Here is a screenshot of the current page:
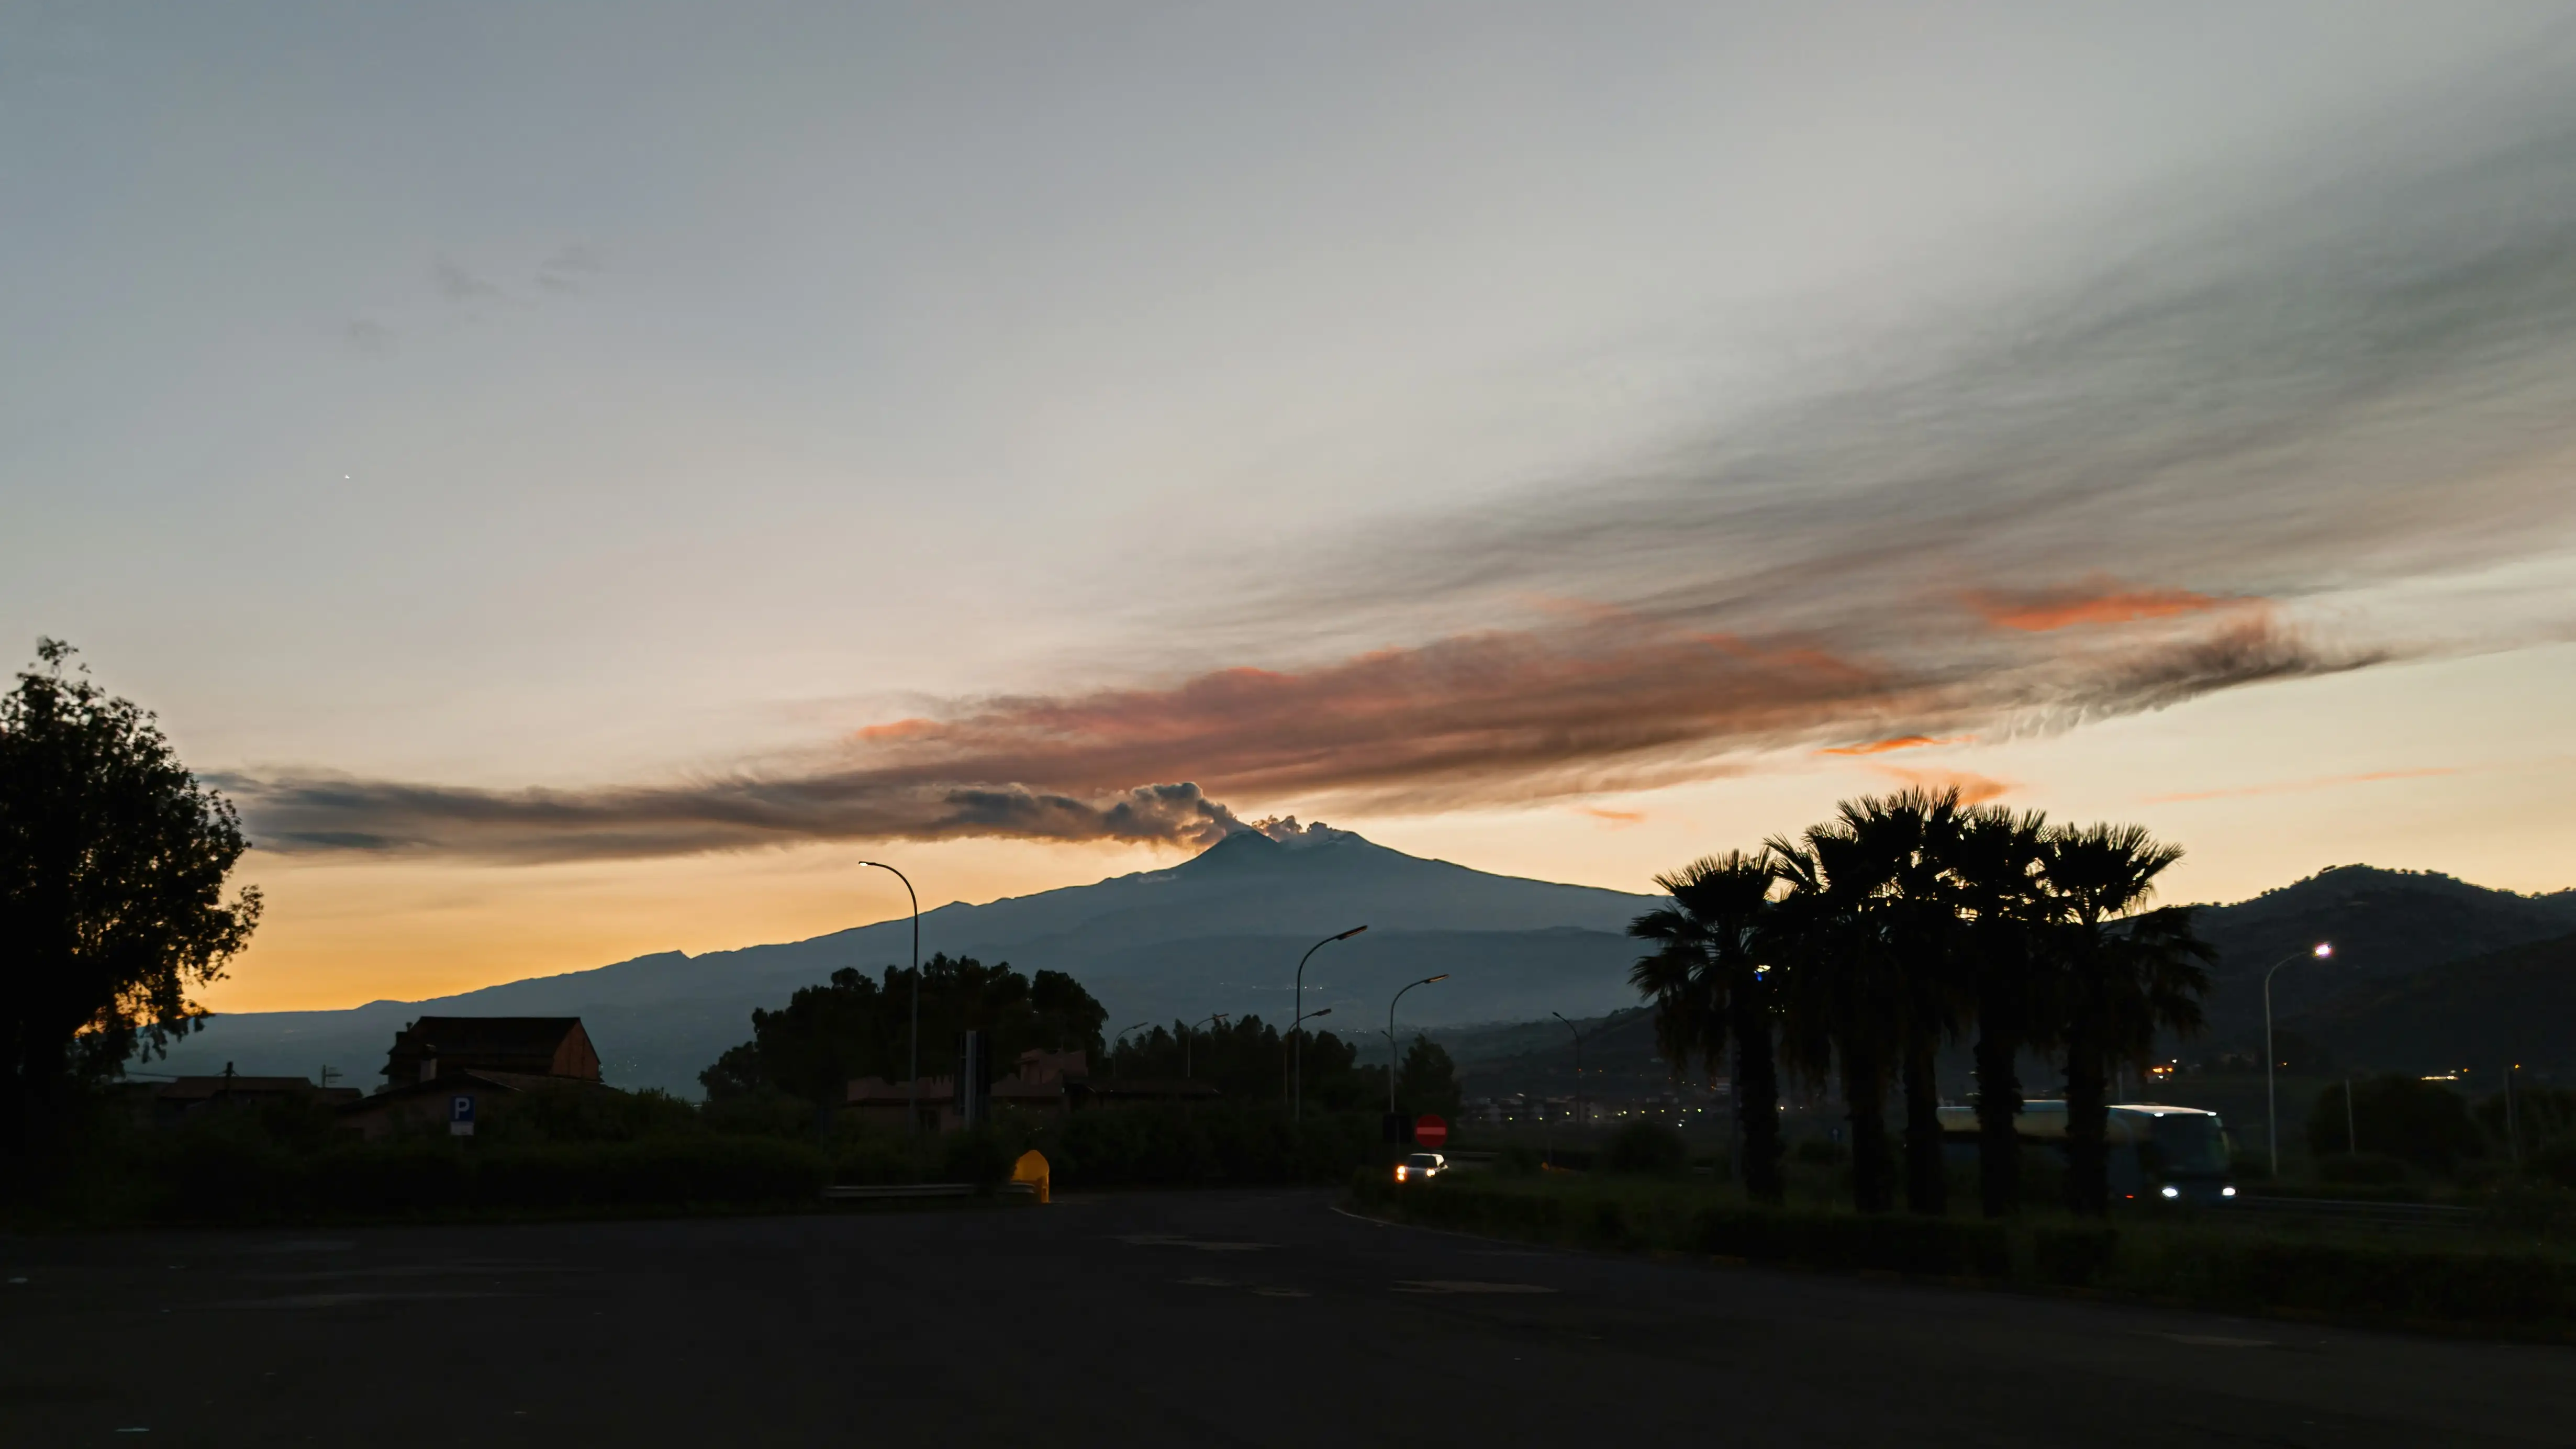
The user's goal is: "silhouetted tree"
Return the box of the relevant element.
[2042,823,2211,1216]
[1771,824,1899,1213]
[1838,789,1968,1216]
[1396,1034,1462,1120]
[1,640,262,1160]
[1630,850,1786,1203]
[700,953,1105,1103]
[1951,804,2052,1217]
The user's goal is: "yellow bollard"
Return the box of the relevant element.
[1010,1149,1051,1204]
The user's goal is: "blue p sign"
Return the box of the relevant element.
[450,1095,476,1135]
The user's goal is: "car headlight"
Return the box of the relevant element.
[2221,1186,2237,1198]
[1395,1166,1407,1180]
[2160,1185,2181,1199]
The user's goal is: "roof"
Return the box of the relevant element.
[395,1017,586,1055]
[343,1068,612,1111]
[157,1076,323,1101]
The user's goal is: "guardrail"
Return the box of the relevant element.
[2232,1195,2481,1230]
[821,1182,1039,1201]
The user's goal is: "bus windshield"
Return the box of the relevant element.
[2144,1113,2227,1176]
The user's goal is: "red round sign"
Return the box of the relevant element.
[1413,1114,1448,1149]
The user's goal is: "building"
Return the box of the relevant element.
[381,1017,600,1088]
[341,1016,611,1139]
[152,1072,360,1124]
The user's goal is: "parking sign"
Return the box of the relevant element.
[450,1094,476,1136]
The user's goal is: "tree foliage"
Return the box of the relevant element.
[699,953,1106,1104]
[2,640,261,1157]
[1631,791,2214,1218]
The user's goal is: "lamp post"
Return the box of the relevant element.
[1552,1012,1586,1131]
[1385,975,1450,1114]
[2263,942,2333,1177]
[858,861,920,1134]
[1112,1021,1152,1078]
[1187,1013,1228,1081]
[1292,926,1367,1122]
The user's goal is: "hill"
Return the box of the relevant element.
[2292,929,2576,1078]
[2187,865,2576,1051]
[157,826,1658,1095]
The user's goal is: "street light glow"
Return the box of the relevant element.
[2313,942,2333,958]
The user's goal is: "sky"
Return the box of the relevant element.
[6,3,2576,1013]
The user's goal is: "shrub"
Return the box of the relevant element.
[1601,1120,1687,1176]
[2306,1076,2482,1176]
[2314,1152,2412,1186]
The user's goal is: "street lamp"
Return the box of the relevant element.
[1385,974,1450,1115]
[1112,1021,1152,1078]
[1292,926,1367,1122]
[1187,1013,1228,1081]
[2264,942,2333,1178]
[1553,1011,1586,1130]
[857,861,921,1135]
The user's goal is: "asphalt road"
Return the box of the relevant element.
[6,1189,2572,1447]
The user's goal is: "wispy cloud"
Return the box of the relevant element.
[235,64,2576,863]
[1816,735,1971,757]
[2142,767,2460,805]
[432,258,505,305]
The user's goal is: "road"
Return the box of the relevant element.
[5,1189,2571,1446]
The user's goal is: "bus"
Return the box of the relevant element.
[1937,1100,2237,1205]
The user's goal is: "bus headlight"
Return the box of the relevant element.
[2221,1186,2237,1198]
[2160,1185,2181,1199]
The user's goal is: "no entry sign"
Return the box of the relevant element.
[1413,1114,1448,1149]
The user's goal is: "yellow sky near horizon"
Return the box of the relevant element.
[199,645,2576,1016]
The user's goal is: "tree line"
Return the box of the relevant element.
[1630,788,2212,1219]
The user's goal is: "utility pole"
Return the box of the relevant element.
[1291,926,1366,1122]
[1552,1013,1585,1133]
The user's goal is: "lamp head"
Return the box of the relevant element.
[1425,974,1449,984]
[1309,1007,1332,1019]
[2313,943,2333,958]
[1337,925,1369,941]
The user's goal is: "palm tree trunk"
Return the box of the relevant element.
[1729,976,1783,1204]
[2062,1032,2110,1217]
[1901,1033,1945,1215]
[1972,1020,2023,1217]
[1842,1050,1892,1214]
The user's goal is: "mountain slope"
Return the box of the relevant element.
[2294,929,2576,1076]
[2189,866,2576,1049]
[158,830,1659,1095]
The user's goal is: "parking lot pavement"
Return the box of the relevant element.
[6,1190,2572,1446]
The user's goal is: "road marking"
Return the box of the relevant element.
[1252,1287,1311,1298]
[1393,1280,1557,1295]
[2158,1333,2276,1348]
[1114,1234,1273,1252]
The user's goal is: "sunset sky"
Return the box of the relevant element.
[7,4,2575,1013]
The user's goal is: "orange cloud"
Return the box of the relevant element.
[1869,767,2013,805]
[1816,734,1969,756]
[2143,767,2459,804]
[1576,806,1645,826]
[232,604,2358,862]
[1965,575,2232,632]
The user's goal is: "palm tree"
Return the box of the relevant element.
[1769,824,1901,1213]
[1629,851,1785,1203]
[2039,823,2214,1216]
[1836,788,1968,1216]
[1950,805,2051,1217]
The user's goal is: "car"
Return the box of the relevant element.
[1394,1151,1446,1183]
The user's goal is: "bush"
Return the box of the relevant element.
[1790,1139,1845,1166]
[2307,1076,2482,1176]
[1601,1120,1687,1177]
[2315,1152,2412,1186]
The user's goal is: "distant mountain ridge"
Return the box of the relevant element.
[154,848,2576,1096]
[2188,865,2576,1051]
[158,828,1658,1095]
